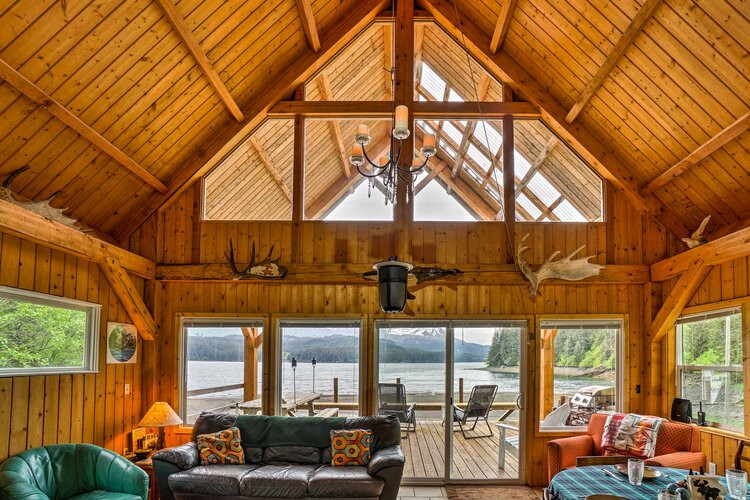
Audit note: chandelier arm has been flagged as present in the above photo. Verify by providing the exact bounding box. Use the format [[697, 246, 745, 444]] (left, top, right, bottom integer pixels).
[[396, 156, 429, 174], [356, 162, 388, 178]]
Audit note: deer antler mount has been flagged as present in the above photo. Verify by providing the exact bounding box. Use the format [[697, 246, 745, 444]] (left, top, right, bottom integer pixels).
[[516, 233, 604, 297], [225, 239, 287, 280]]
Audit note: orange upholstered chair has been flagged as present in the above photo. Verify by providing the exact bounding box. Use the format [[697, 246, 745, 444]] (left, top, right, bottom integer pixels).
[[546, 413, 705, 482]]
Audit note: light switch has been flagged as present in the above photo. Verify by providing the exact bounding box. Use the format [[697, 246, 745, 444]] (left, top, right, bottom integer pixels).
[[125, 383, 130, 395]]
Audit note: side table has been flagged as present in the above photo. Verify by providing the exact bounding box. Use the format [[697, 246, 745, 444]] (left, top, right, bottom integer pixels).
[[134, 456, 159, 500]]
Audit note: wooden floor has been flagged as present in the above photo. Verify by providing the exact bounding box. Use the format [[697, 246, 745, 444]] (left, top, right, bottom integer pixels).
[[401, 420, 520, 480]]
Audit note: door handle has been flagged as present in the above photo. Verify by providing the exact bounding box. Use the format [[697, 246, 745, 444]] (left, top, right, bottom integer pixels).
[[516, 394, 524, 410]]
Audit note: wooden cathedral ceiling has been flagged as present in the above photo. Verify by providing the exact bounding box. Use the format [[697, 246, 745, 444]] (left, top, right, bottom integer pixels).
[[0, 0, 748, 242]]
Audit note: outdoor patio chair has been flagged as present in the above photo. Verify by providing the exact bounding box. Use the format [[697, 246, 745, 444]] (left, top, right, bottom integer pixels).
[[451, 384, 498, 439], [377, 383, 417, 437]]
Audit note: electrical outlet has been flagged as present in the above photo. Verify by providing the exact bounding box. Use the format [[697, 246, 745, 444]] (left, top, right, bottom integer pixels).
[[124, 383, 130, 395], [708, 462, 716, 475]]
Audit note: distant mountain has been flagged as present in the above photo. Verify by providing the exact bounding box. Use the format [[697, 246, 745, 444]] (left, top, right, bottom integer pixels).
[[187, 332, 489, 363]]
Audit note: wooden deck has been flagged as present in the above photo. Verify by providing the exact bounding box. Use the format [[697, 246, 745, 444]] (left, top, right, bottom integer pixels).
[[401, 420, 520, 480]]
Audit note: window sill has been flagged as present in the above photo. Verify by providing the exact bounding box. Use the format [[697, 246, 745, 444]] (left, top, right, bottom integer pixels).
[[536, 425, 589, 436]]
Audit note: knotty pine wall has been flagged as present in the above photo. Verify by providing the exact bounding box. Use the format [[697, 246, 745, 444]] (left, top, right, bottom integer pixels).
[[0, 231, 144, 463], [125, 185, 665, 486]]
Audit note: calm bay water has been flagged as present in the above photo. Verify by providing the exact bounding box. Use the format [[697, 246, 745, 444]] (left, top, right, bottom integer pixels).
[[188, 361, 606, 400]]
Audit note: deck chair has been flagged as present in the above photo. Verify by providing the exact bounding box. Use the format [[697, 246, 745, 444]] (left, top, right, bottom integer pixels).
[[451, 384, 498, 439], [378, 383, 416, 437], [734, 440, 750, 470]]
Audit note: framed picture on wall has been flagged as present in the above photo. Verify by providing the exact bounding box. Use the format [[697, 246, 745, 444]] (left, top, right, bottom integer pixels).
[[106, 322, 138, 364]]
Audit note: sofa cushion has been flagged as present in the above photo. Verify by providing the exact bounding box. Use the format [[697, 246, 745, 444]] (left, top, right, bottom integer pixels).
[[308, 466, 384, 498], [191, 412, 238, 441], [330, 429, 372, 466], [236, 415, 346, 448], [197, 427, 245, 465], [655, 422, 696, 455], [342, 416, 400, 452], [243, 446, 264, 463], [68, 492, 142, 500], [239, 464, 318, 498], [168, 464, 258, 496], [264, 446, 321, 464]]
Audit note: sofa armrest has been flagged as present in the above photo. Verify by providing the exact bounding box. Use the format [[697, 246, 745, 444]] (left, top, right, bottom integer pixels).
[[368, 445, 405, 475], [0, 470, 49, 500], [650, 451, 706, 471], [547, 434, 594, 482], [153, 442, 200, 470]]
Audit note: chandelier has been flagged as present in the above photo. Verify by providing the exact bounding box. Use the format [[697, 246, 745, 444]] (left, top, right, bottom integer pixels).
[[349, 105, 437, 205]]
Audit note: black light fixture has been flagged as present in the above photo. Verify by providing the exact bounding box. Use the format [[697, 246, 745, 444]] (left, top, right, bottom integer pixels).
[[373, 256, 413, 313]]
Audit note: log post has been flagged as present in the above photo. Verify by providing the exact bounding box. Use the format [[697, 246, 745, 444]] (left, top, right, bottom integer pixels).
[[333, 378, 339, 403], [459, 377, 464, 403]]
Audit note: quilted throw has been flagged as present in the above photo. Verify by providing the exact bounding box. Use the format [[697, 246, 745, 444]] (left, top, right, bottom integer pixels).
[[197, 426, 245, 465], [601, 413, 666, 458], [330, 429, 373, 466]]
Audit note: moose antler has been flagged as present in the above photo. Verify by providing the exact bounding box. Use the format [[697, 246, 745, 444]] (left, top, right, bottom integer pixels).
[[516, 233, 604, 297], [224, 239, 287, 279]]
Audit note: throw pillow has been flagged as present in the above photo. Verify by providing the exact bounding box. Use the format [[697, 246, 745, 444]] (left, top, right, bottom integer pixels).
[[197, 426, 245, 465], [330, 429, 372, 466]]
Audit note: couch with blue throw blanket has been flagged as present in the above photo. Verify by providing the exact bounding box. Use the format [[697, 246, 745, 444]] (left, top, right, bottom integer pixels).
[[152, 412, 405, 500]]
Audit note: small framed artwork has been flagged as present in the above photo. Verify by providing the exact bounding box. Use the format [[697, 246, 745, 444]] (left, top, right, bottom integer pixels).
[[106, 322, 138, 364]]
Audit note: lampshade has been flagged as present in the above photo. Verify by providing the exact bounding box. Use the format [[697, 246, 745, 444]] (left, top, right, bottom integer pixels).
[[138, 401, 183, 428]]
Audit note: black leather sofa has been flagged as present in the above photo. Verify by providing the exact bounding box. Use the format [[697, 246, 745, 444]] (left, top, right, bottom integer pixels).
[[153, 412, 405, 500]]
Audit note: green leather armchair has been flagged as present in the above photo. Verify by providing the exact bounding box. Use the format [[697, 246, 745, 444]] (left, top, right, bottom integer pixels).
[[0, 443, 149, 500]]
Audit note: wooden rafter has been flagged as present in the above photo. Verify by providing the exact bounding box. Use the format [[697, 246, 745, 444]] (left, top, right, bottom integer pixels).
[[295, 0, 321, 52], [449, 75, 491, 178], [648, 259, 711, 344], [565, 0, 663, 124], [641, 111, 750, 196], [268, 100, 538, 118], [99, 256, 157, 341], [489, 0, 518, 53], [0, 58, 167, 193], [515, 137, 558, 195], [316, 74, 351, 178], [420, 0, 688, 239], [415, 24, 425, 82], [248, 137, 291, 201], [383, 23, 393, 100], [414, 159, 448, 194], [535, 195, 564, 221], [0, 199, 154, 279], [651, 225, 750, 281], [114, 0, 390, 242], [156, 0, 243, 121]]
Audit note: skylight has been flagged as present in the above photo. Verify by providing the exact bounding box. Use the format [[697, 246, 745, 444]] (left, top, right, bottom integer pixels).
[[553, 199, 586, 222], [517, 192, 543, 219], [442, 122, 463, 145], [527, 173, 561, 206], [420, 62, 445, 100], [473, 122, 502, 154], [467, 144, 491, 172], [448, 89, 464, 102]]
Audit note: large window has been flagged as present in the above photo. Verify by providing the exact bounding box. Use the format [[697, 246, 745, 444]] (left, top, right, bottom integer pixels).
[[279, 319, 361, 416], [539, 318, 623, 430], [181, 318, 264, 423], [0, 286, 100, 376], [677, 309, 743, 430]]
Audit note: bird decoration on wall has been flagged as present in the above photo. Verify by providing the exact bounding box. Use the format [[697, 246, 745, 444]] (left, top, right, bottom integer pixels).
[[681, 215, 711, 249]]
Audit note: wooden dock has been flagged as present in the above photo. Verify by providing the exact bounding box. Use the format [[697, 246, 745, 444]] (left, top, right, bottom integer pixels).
[[401, 420, 520, 480]]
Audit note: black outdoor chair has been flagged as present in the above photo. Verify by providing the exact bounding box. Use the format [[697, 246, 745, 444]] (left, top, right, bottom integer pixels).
[[451, 384, 498, 439], [378, 383, 417, 437]]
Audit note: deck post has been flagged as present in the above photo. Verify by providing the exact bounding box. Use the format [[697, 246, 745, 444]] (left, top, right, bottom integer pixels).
[[333, 377, 339, 402], [459, 377, 464, 403]]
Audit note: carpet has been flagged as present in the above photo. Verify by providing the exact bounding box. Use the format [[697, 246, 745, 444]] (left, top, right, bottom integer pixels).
[[445, 485, 540, 500]]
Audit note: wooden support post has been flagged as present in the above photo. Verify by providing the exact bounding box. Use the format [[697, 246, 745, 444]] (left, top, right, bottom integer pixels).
[[242, 327, 262, 403], [333, 378, 339, 403], [458, 378, 464, 403], [98, 256, 157, 340], [292, 85, 305, 263], [743, 303, 750, 437], [503, 113, 515, 263]]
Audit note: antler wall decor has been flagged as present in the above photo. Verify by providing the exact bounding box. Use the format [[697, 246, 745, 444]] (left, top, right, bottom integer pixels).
[[516, 233, 604, 297], [682, 215, 711, 249], [1, 166, 83, 231], [225, 239, 287, 280]]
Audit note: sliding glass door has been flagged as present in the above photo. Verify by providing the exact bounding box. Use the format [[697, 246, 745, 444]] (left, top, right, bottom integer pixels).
[[376, 320, 526, 484]]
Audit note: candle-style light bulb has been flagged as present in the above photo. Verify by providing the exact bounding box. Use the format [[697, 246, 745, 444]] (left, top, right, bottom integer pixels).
[[355, 124, 371, 145], [349, 144, 364, 166], [393, 105, 410, 140], [421, 133, 437, 157]]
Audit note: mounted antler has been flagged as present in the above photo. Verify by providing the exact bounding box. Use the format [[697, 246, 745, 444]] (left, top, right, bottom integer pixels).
[[516, 233, 604, 297], [225, 239, 287, 280]]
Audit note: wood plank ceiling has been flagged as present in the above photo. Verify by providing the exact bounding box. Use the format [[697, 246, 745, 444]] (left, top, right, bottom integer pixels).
[[0, 0, 748, 239]]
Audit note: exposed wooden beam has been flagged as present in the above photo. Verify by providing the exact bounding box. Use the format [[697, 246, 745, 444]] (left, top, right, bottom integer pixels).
[[414, 159, 448, 194], [157, 262, 650, 285], [375, 9, 433, 22], [0, 58, 167, 193], [99, 256, 157, 341], [565, 0, 663, 124], [515, 137, 558, 195], [535, 195, 564, 221], [706, 216, 750, 242], [383, 23, 393, 100], [114, 0, 390, 243], [248, 137, 291, 201], [316, 74, 351, 178], [415, 24, 425, 82], [295, 0, 321, 52], [503, 112, 515, 260], [395, 0, 415, 259], [419, 0, 688, 239], [651, 225, 750, 281], [0, 199, 154, 279], [156, 0, 243, 121], [648, 259, 711, 344], [641, 111, 750, 196], [267, 100, 539, 118], [292, 114, 305, 223], [451, 123, 477, 177], [489, 0, 518, 53]]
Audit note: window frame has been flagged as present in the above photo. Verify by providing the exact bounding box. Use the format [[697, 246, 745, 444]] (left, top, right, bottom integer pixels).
[[178, 316, 267, 422], [536, 315, 626, 433], [675, 307, 744, 432], [0, 285, 101, 377]]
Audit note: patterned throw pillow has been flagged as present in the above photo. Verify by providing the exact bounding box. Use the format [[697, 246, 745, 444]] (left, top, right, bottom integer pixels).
[[197, 426, 245, 465], [330, 429, 372, 466]]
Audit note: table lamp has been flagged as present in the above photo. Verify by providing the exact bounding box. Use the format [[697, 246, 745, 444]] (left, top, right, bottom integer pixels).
[[138, 401, 183, 451]]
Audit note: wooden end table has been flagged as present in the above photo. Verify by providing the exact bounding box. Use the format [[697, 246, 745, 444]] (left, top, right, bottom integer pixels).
[[134, 456, 159, 500]]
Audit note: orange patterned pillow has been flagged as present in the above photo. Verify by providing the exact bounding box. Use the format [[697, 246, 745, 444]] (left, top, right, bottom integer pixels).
[[197, 426, 245, 465], [330, 429, 372, 466]]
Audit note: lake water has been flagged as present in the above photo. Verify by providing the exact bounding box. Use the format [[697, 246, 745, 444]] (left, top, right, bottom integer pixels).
[[188, 361, 607, 400]]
